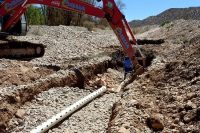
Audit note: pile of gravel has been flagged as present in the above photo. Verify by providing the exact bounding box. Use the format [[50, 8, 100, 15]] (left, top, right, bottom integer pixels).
[[8, 87, 120, 133], [15, 26, 119, 66]]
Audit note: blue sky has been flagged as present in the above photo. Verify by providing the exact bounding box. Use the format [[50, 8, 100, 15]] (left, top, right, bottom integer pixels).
[[122, 0, 200, 21]]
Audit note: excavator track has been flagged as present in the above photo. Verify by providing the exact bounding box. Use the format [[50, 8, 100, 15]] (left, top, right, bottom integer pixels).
[[0, 40, 45, 59]]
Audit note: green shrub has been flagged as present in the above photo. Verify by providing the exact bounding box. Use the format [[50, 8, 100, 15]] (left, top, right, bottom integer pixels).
[[160, 21, 171, 27], [26, 5, 44, 25], [83, 21, 95, 31]]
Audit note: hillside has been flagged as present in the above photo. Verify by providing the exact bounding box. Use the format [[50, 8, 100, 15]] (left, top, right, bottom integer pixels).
[[130, 7, 200, 27]]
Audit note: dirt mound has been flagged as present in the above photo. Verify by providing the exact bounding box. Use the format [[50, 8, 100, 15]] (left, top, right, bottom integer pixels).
[[109, 20, 200, 132], [14, 26, 119, 66]]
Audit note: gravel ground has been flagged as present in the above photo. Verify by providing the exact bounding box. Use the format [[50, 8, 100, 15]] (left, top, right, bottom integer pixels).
[[15, 26, 119, 67], [6, 68, 124, 133], [0, 25, 124, 133], [8, 87, 120, 133]]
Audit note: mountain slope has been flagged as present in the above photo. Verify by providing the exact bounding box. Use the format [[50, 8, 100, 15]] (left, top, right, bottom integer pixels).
[[130, 7, 200, 27]]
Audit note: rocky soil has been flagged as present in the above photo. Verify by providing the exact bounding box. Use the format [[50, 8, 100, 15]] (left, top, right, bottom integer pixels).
[[0, 19, 199, 133], [8, 87, 120, 133], [109, 20, 200, 132], [0, 26, 124, 133], [15, 26, 119, 67], [0, 60, 54, 87]]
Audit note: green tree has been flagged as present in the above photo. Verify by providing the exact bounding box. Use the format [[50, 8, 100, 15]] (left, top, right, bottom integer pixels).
[[26, 5, 45, 25], [46, 0, 96, 26], [45, 0, 125, 30]]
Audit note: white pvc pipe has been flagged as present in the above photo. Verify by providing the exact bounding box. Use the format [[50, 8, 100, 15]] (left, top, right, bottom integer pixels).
[[30, 86, 107, 133]]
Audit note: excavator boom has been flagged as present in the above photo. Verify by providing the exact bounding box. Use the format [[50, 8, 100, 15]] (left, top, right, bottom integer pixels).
[[0, 0, 145, 74]]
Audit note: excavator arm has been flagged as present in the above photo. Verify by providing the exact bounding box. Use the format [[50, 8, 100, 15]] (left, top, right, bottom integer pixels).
[[0, 0, 144, 74]]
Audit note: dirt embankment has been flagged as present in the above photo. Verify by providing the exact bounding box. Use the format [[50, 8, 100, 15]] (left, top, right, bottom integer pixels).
[[0, 60, 55, 87], [109, 20, 200, 132]]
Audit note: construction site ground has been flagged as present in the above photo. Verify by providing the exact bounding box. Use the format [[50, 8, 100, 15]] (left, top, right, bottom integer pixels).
[[0, 19, 199, 133]]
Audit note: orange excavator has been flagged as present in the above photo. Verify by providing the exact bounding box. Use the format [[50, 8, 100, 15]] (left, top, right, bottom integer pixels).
[[0, 0, 145, 75]]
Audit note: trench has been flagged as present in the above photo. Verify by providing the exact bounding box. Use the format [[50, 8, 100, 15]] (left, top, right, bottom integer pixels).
[[33, 49, 155, 133], [0, 49, 124, 132], [0, 42, 155, 132], [106, 50, 156, 133], [137, 39, 165, 45]]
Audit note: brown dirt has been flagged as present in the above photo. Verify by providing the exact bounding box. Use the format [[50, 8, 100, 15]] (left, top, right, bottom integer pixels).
[[108, 20, 200, 133], [87, 68, 124, 91], [0, 50, 123, 132], [0, 60, 54, 87]]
